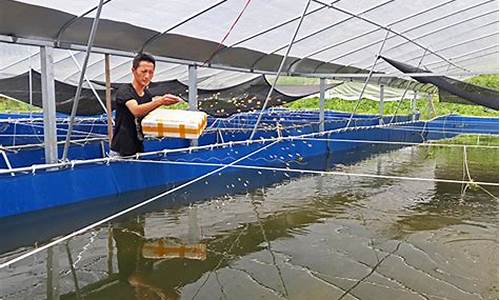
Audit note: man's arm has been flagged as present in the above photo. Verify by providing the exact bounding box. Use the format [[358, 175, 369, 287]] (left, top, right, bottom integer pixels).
[[126, 94, 181, 117]]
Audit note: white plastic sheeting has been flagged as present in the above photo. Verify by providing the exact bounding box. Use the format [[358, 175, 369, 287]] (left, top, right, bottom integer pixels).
[[0, 0, 497, 93]]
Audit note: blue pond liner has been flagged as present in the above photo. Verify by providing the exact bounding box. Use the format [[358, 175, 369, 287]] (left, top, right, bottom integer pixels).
[[0, 112, 497, 219]]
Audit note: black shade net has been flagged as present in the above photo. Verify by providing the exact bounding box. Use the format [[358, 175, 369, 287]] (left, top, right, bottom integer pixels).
[[381, 56, 498, 111], [0, 70, 339, 117]]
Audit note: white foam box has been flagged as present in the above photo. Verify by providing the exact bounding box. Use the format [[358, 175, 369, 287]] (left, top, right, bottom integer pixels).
[[141, 108, 207, 139]]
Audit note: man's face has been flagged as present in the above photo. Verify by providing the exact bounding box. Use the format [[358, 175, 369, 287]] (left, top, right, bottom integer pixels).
[[132, 61, 155, 87]]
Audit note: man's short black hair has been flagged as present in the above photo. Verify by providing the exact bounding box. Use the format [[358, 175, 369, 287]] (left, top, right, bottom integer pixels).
[[132, 53, 155, 69]]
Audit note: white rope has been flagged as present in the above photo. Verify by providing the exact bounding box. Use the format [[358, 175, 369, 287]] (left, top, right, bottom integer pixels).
[[0, 120, 409, 174], [0, 140, 279, 269], [1, 118, 495, 175], [461, 145, 498, 200], [0, 134, 101, 138], [380, 125, 498, 136], [118, 159, 499, 187], [4, 137, 107, 151], [23, 121, 106, 138], [298, 137, 499, 149]]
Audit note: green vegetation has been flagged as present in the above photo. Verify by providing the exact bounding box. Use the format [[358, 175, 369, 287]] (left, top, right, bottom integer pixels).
[[0, 95, 41, 113], [284, 96, 497, 119], [168, 101, 189, 110], [432, 134, 499, 146], [464, 74, 499, 90], [284, 74, 499, 119], [422, 135, 499, 181]]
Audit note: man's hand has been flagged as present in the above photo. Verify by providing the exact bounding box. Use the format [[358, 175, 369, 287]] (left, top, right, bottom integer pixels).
[[153, 94, 183, 106]]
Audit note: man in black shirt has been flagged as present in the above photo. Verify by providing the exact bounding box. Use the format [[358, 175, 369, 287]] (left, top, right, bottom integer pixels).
[[110, 53, 181, 156]]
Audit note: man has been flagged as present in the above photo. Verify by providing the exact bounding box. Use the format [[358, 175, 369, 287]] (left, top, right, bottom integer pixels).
[[110, 53, 181, 156]]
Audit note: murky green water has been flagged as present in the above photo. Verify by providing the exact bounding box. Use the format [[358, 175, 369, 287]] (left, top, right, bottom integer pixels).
[[1, 135, 498, 300]]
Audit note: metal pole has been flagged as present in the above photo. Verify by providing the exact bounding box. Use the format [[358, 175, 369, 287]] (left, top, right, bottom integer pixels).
[[379, 84, 384, 125], [188, 65, 198, 111], [427, 93, 436, 117], [40, 45, 58, 164], [188, 65, 198, 147], [249, 0, 312, 140], [105, 53, 113, 143], [345, 30, 390, 128], [62, 0, 105, 161], [28, 54, 33, 120], [411, 90, 418, 121], [319, 78, 326, 132]]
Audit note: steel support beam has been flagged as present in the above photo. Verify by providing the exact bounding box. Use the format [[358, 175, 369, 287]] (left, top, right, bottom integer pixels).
[[40, 45, 58, 164], [188, 65, 198, 111], [105, 54, 113, 143], [319, 78, 326, 132], [379, 84, 384, 124], [411, 90, 418, 121], [188, 64, 198, 146]]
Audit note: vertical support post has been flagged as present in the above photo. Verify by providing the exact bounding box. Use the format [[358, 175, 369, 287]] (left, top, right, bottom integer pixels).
[[105, 54, 113, 143], [47, 246, 60, 300], [319, 78, 326, 132], [188, 65, 198, 147], [411, 90, 417, 121], [427, 93, 436, 117], [28, 54, 33, 120], [188, 65, 197, 111], [379, 84, 384, 125], [40, 46, 58, 164]]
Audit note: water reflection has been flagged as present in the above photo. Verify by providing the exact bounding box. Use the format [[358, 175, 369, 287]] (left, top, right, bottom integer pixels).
[[0, 136, 497, 300]]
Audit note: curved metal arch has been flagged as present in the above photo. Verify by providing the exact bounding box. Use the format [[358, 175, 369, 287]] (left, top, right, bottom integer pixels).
[[140, 0, 229, 53], [55, 0, 114, 45], [356, 9, 499, 69], [288, 0, 456, 73], [250, 0, 394, 71], [205, 0, 343, 64], [374, 29, 499, 73], [302, 0, 457, 65], [312, 0, 480, 72]]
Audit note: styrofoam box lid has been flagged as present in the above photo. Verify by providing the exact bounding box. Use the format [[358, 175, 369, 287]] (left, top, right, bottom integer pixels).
[[143, 108, 207, 127]]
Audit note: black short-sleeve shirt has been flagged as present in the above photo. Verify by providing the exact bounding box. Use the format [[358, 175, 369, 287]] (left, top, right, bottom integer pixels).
[[111, 84, 153, 156]]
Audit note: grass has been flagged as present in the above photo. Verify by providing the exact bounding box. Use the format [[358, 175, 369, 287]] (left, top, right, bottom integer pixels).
[[284, 96, 497, 119], [0, 95, 41, 113], [284, 74, 499, 119]]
